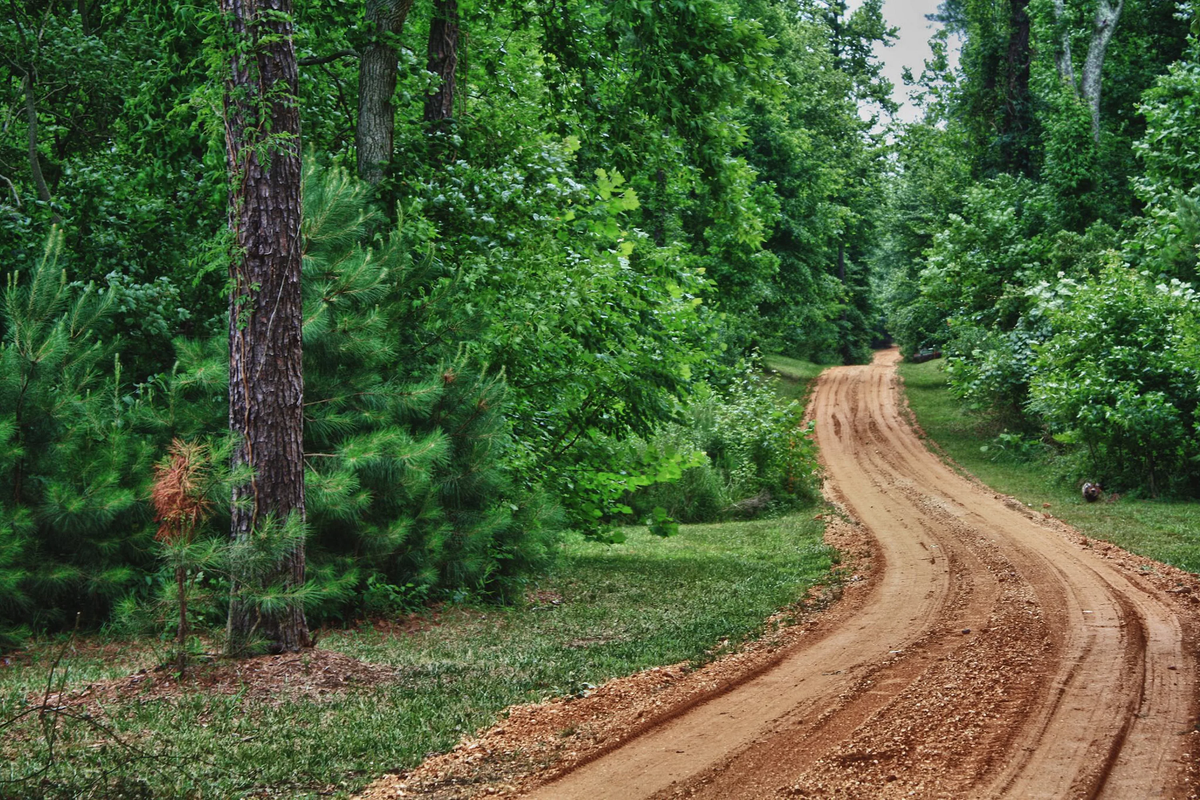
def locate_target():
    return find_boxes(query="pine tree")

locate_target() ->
[0,229,152,648]
[298,162,558,611]
[151,439,214,671]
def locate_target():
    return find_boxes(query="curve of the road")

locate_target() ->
[522,348,1198,799]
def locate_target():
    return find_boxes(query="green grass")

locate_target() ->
[764,354,825,404]
[900,359,1200,574]
[1,516,834,799]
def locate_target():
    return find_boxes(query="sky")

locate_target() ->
[852,0,958,123]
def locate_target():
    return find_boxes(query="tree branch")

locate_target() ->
[1050,0,1077,96]
[22,74,56,221]
[298,49,357,67]
[0,173,19,206]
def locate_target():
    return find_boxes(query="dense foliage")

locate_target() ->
[0,0,899,647]
[876,0,1200,496]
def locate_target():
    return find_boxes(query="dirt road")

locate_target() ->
[516,348,1199,798]
[364,348,1200,799]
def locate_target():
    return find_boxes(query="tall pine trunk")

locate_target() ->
[219,0,311,655]
[356,0,415,184]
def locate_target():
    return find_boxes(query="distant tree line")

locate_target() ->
[876,0,1200,496]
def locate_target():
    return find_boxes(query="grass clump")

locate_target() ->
[0,514,834,799]
[900,359,1200,573]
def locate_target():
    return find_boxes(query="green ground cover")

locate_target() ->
[899,359,1200,574]
[764,354,825,404]
[1,514,834,799]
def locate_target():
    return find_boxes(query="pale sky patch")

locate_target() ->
[850,0,961,123]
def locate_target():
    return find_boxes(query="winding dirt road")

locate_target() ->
[515,348,1200,798]
[362,348,1200,799]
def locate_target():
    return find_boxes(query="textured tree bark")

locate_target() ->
[424,0,460,128]
[220,0,311,655]
[356,0,415,184]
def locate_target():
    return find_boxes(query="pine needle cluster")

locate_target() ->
[151,439,211,545]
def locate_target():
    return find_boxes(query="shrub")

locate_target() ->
[632,369,821,523]
[917,176,1054,334]
[1130,43,1200,282]
[926,182,1117,426]
[1029,262,1200,495]
[943,322,1044,429]
[282,163,563,610]
[0,230,155,649]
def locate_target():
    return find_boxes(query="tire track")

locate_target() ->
[521,349,1197,799]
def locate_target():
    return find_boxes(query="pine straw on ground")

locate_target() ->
[29,649,398,714]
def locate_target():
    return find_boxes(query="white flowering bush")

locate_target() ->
[1029,263,1200,495]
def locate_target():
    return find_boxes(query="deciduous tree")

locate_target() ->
[1051,0,1124,141]
[356,0,415,183]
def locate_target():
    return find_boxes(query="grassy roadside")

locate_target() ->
[2,504,834,798]
[764,354,826,404]
[899,359,1200,574]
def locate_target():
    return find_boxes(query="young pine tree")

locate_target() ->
[0,229,153,649]
[298,163,559,615]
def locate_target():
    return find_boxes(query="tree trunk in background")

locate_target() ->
[1002,0,1034,174]
[22,75,56,219]
[424,0,460,128]
[838,241,852,365]
[1052,0,1076,90]
[77,0,92,35]
[220,0,311,655]
[356,0,415,184]
[1080,0,1123,142]
[1051,0,1123,143]
[653,166,668,247]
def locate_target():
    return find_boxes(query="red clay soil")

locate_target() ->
[360,348,1200,799]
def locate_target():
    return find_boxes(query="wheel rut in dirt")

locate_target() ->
[518,348,1199,799]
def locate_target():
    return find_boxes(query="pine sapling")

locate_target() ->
[151,439,212,672]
